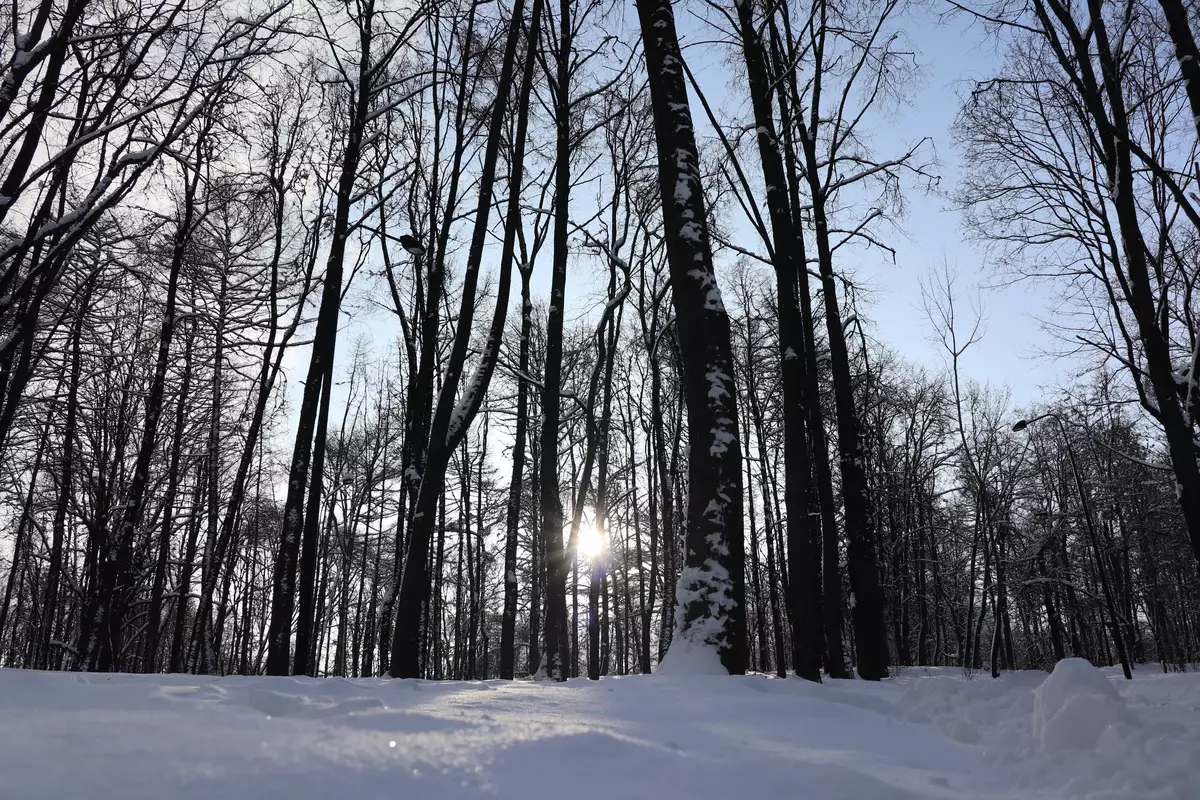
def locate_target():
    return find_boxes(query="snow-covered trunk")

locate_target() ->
[634,0,747,675]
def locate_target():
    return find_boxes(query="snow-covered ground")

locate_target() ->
[1,659,1197,799]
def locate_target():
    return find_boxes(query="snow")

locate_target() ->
[709,425,736,455]
[657,637,727,675]
[1,662,1198,799]
[1032,658,1138,752]
[685,267,726,312]
[672,552,737,658]
[117,148,156,166]
[36,206,85,235]
[674,177,692,203]
[705,368,731,399]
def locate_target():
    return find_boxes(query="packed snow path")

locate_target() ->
[1,660,1197,799]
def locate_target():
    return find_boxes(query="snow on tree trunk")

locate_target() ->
[634,0,747,675]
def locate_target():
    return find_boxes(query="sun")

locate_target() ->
[578,523,606,558]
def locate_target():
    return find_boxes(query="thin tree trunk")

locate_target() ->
[265,4,377,674]
[39,278,91,669]
[500,264,534,678]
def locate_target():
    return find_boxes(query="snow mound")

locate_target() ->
[656,638,727,675]
[1033,658,1138,751]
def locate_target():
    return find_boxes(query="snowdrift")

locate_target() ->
[0,660,1197,799]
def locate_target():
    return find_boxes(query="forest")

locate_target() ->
[0,0,1198,688]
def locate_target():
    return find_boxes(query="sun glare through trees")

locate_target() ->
[0,1,1198,795]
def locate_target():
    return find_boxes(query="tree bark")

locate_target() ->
[634,0,747,673]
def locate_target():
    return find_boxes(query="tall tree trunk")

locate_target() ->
[391,0,543,677]
[634,0,746,672]
[766,11,847,677]
[793,20,889,677]
[265,3,376,675]
[501,264,534,678]
[293,362,336,676]
[538,0,575,682]
[733,0,821,680]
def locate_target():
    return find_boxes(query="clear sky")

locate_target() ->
[812,6,1073,409]
[845,8,1067,407]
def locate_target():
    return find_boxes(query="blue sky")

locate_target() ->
[812,8,1066,406]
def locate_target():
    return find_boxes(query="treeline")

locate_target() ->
[0,0,1197,681]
